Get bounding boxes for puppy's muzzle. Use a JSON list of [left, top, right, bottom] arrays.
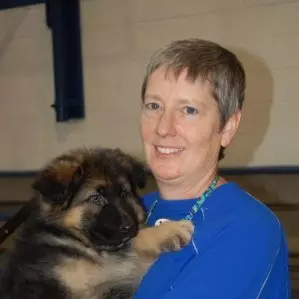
[[119, 214, 136, 233]]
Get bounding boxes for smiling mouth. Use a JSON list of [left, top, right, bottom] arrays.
[[155, 146, 184, 155]]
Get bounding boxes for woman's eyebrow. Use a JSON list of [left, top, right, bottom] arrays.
[[143, 94, 162, 101], [177, 98, 207, 109]]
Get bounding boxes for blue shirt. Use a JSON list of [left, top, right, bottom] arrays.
[[134, 182, 290, 299]]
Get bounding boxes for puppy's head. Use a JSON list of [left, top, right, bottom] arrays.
[[32, 147, 148, 251]]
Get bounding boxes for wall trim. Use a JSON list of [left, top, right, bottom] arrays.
[[1, 166, 299, 178], [0, 0, 44, 10]]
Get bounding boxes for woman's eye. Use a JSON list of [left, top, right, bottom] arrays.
[[144, 102, 160, 110], [88, 194, 107, 205], [183, 106, 198, 115]]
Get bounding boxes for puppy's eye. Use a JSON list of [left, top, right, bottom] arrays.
[[120, 190, 127, 198], [88, 194, 107, 205]]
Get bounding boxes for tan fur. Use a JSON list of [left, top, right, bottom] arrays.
[[128, 198, 146, 223], [132, 220, 194, 256], [38, 199, 52, 214], [62, 206, 84, 229], [50, 161, 79, 183], [55, 258, 102, 297], [86, 178, 108, 189], [55, 254, 143, 298]]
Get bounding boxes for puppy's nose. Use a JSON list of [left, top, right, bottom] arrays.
[[120, 217, 135, 232], [120, 224, 131, 232]]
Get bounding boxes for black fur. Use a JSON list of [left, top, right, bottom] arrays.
[[0, 148, 148, 299]]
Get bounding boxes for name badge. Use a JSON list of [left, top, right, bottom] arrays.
[[155, 218, 170, 226]]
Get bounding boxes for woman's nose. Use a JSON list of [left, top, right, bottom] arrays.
[[156, 112, 176, 137]]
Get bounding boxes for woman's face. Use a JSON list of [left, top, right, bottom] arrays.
[[140, 66, 240, 184]]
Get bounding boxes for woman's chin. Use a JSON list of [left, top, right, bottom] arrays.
[[150, 163, 181, 182]]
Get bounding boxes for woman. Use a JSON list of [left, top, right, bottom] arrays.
[[134, 39, 290, 298]]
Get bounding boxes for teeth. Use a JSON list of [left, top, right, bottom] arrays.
[[156, 146, 183, 154]]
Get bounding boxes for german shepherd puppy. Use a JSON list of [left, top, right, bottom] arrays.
[[0, 147, 194, 299]]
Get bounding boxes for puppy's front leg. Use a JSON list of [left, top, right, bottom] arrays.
[[132, 220, 194, 257]]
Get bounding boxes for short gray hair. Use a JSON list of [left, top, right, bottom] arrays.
[[141, 38, 246, 160]]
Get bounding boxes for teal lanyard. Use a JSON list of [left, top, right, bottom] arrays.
[[145, 175, 219, 224]]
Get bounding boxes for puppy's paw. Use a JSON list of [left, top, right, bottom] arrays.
[[159, 220, 194, 252], [132, 220, 194, 257]]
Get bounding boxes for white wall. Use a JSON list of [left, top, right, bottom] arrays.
[[0, 0, 299, 171]]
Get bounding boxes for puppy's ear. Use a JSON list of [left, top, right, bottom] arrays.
[[112, 149, 148, 189], [32, 155, 82, 204], [32, 173, 66, 203], [130, 159, 148, 189]]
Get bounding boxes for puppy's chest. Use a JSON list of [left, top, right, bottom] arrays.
[[54, 252, 139, 298]]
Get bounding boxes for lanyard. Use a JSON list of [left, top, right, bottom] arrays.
[[145, 175, 219, 224]]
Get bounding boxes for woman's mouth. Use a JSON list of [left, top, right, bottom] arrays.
[[155, 146, 184, 156]]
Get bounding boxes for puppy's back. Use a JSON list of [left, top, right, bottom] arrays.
[[0, 218, 83, 299]]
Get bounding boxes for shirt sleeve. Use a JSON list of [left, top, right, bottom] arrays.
[[162, 216, 283, 299]]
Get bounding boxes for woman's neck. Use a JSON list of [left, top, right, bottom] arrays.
[[156, 168, 225, 200]]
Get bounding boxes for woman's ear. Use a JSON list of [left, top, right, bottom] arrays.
[[220, 110, 242, 148]]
